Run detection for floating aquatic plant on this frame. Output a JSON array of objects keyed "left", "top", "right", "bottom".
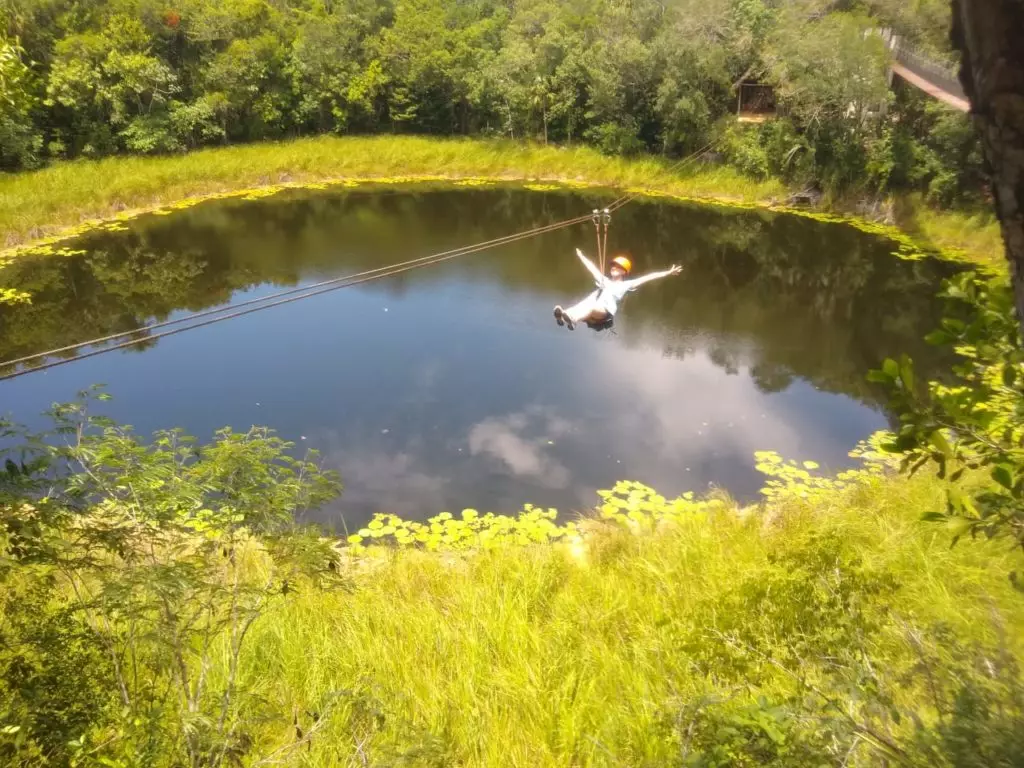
[{"left": 341, "top": 436, "right": 898, "bottom": 555}]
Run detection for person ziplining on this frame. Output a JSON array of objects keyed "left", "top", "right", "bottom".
[{"left": 553, "top": 248, "right": 682, "bottom": 331}]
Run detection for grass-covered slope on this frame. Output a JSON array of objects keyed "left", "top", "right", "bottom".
[{"left": 242, "top": 469, "right": 1023, "bottom": 766}]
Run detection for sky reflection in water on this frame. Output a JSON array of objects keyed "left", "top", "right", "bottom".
[{"left": 0, "top": 187, "right": 957, "bottom": 525}]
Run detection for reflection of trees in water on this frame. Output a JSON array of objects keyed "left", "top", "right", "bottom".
[
  {"left": 0, "top": 188, "right": 594, "bottom": 366},
  {"left": 0, "top": 188, "right": 957, "bottom": 412},
  {"left": 613, "top": 201, "right": 960, "bottom": 410}
]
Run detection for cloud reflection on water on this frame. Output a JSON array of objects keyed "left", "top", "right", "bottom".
[
  {"left": 467, "top": 407, "right": 574, "bottom": 489},
  {"left": 307, "top": 322, "right": 886, "bottom": 527},
  {"left": 571, "top": 325, "right": 886, "bottom": 498}
]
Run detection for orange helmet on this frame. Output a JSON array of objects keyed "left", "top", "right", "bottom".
[{"left": 611, "top": 255, "right": 633, "bottom": 274}]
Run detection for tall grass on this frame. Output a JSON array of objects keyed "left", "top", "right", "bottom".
[
  {"left": 886, "top": 192, "right": 1004, "bottom": 269},
  {"left": 0, "top": 136, "right": 779, "bottom": 249},
  {"left": 237, "top": 472, "right": 1024, "bottom": 766},
  {"left": 1, "top": 135, "right": 1005, "bottom": 268}
]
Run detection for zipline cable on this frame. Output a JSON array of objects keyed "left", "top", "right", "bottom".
[
  {"left": 2, "top": 214, "right": 590, "bottom": 370},
  {"left": 0, "top": 138, "right": 720, "bottom": 381},
  {"left": 605, "top": 141, "right": 717, "bottom": 214},
  {"left": 602, "top": 213, "right": 608, "bottom": 272},
  {"left": 592, "top": 207, "right": 611, "bottom": 274},
  {"left": 0, "top": 213, "right": 594, "bottom": 382}
]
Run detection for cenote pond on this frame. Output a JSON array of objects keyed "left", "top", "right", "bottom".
[{"left": 0, "top": 185, "right": 959, "bottom": 526}]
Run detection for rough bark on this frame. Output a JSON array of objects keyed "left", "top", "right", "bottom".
[{"left": 951, "top": 0, "right": 1024, "bottom": 326}]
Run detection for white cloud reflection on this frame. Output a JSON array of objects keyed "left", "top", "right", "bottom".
[
  {"left": 332, "top": 450, "right": 449, "bottom": 513},
  {"left": 467, "top": 407, "right": 574, "bottom": 489},
  {"left": 569, "top": 326, "right": 885, "bottom": 497},
  {"left": 298, "top": 314, "right": 885, "bottom": 525}
]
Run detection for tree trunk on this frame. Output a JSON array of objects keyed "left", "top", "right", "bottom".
[{"left": 951, "top": 0, "right": 1024, "bottom": 327}]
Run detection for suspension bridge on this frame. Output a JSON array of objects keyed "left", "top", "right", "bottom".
[{"left": 884, "top": 31, "right": 969, "bottom": 112}]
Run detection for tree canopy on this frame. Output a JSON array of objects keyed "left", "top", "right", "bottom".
[{"left": 0, "top": 0, "right": 983, "bottom": 202}]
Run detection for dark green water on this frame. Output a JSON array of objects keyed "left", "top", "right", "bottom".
[{"left": 0, "top": 186, "right": 957, "bottom": 525}]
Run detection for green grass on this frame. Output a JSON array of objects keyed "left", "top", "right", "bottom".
[
  {"left": 236, "top": 472, "right": 1024, "bottom": 766},
  {"left": 4, "top": 422, "right": 1021, "bottom": 764},
  {"left": 890, "top": 193, "right": 1004, "bottom": 269},
  {"left": 0, "top": 135, "right": 1004, "bottom": 268},
  {"left": 0, "top": 136, "right": 780, "bottom": 250}
]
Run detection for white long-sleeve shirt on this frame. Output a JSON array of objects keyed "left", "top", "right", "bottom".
[{"left": 574, "top": 249, "right": 674, "bottom": 317}]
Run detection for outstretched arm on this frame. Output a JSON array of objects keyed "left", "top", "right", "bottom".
[
  {"left": 624, "top": 264, "right": 683, "bottom": 289},
  {"left": 576, "top": 248, "right": 605, "bottom": 284}
]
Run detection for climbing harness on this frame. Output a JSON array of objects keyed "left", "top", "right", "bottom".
[
  {"left": 0, "top": 140, "right": 720, "bottom": 382},
  {"left": 587, "top": 139, "right": 716, "bottom": 270},
  {"left": 592, "top": 207, "right": 611, "bottom": 273}
]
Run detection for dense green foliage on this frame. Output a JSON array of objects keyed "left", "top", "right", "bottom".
[
  {"left": 0, "top": 398, "right": 1022, "bottom": 765},
  {"left": 0, "top": 393, "right": 341, "bottom": 765},
  {"left": 3, "top": 2, "right": 1020, "bottom": 764},
  {"left": 0, "top": 0, "right": 983, "bottom": 202},
  {"left": 874, "top": 272, "right": 1024, "bottom": 587},
  {"left": 0, "top": 35, "right": 41, "bottom": 169}
]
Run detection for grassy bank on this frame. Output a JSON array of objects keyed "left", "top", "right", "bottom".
[
  {"left": 0, "top": 135, "right": 1003, "bottom": 266},
  {"left": 889, "top": 193, "right": 1004, "bottom": 267},
  {"left": 0, "top": 136, "right": 778, "bottom": 249},
  {"left": 240, "top": 468, "right": 1024, "bottom": 766},
  {"left": 4, "top": 410, "right": 1023, "bottom": 765}
]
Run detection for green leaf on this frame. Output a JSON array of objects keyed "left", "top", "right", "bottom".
[
  {"left": 947, "top": 487, "right": 965, "bottom": 513},
  {"left": 924, "top": 330, "right": 952, "bottom": 346},
  {"left": 899, "top": 355, "right": 915, "bottom": 391},
  {"left": 1002, "top": 365, "right": 1018, "bottom": 388},
  {"left": 881, "top": 358, "right": 899, "bottom": 379},
  {"left": 991, "top": 464, "right": 1014, "bottom": 490},
  {"left": 928, "top": 431, "right": 952, "bottom": 458},
  {"left": 760, "top": 721, "right": 786, "bottom": 745},
  {"left": 947, "top": 517, "right": 974, "bottom": 538},
  {"left": 866, "top": 369, "right": 891, "bottom": 383},
  {"left": 895, "top": 432, "right": 919, "bottom": 451}
]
